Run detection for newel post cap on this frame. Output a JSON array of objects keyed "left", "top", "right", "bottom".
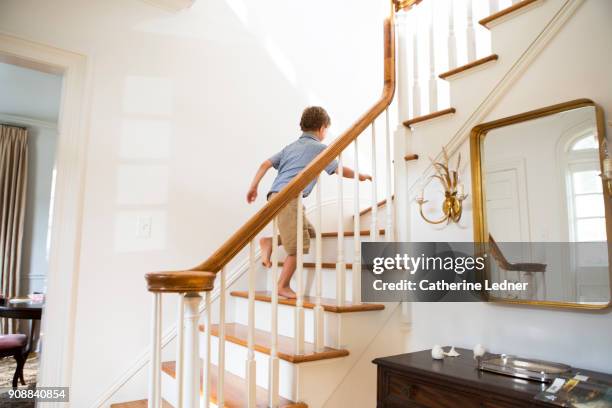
[{"left": 145, "top": 271, "right": 216, "bottom": 293}]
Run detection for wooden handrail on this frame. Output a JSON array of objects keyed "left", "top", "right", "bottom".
[
  {"left": 394, "top": 0, "right": 422, "bottom": 12},
  {"left": 146, "top": 18, "right": 395, "bottom": 289},
  {"left": 147, "top": 20, "right": 394, "bottom": 290},
  {"left": 194, "top": 18, "right": 395, "bottom": 274}
]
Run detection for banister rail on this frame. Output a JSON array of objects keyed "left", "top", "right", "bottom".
[
  {"left": 145, "top": 15, "right": 396, "bottom": 408},
  {"left": 394, "top": 0, "right": 422, "bottom": 12},
  {"left": 146, "top": 17, "right": 395, "bottom": 285},
  {"left": 194, "top": 19, "right": 395, "bottom": 274}
]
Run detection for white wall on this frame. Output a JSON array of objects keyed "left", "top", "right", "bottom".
[
  {"left": 407, "top": 0, "right": 612, "bottom": 373},
  {"left": 0, "top": 0, "right": 388, "bottom": 405}
]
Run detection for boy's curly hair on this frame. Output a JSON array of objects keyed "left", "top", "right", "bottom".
[{"left": 300, "top": 106, "right": 331, "bottom": 132}]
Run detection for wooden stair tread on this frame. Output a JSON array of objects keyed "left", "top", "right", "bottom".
[
  {"left": 111, "top": 399, "right": 172, "bottom": 408},
  {"left": 230, "top": 290, "right": 385, "bottom": 313},
  {"left": 277, "top": 261, "right": 352, "bottom": 270},
  {"left": 321, "top": 228, "right": 385, "bottom": 238},
  {"left": 201, "top": 322, "right": 349, "bottom": 363},
  {"left": 438, "top": 54, "right": 499, "bottom": 79},
  {"left": 358, "top": 195, "right": 395, "bottom": 216},
  {"left": 479, "top": 0, "right": 540, "bottom": 27},
  {"left": 403, "top": 108, "right": 456, "bottom": 127},
  {"left": 404, "top": 154, "right": 419, "bottom": 161},
  {"left": 161, "top": 361, "right": 306, "bottom": 408}
]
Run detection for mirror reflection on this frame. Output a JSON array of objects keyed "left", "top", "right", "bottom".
[{"left": 481, "top": 105, "right": 610, "bottom": 305}]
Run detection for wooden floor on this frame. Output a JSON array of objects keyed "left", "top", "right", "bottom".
[
  {"left": 231, "top": 290, "right": 385, "bottom": 313},
  {"left": 201, "top": 322, "right": 349, "bottom": 363},
  {"left": 161, "top": 361, "right": 307, "bottom": 408}
]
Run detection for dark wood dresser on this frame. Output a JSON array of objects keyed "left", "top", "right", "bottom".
[{"left": 373, "top": 348, "right": 611, "bottom": 408}]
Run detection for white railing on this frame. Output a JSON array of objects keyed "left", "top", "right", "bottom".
[
  {"left": 145, "top": 15, "right": 397, "bottom": 408},
  {"left": 145, "top": 107, "right": 396, "bottom": 407},
  {"left": 397, "top": 0, "right": 499, "bottom": 120}
]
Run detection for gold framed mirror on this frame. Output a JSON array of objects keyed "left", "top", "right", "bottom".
[{"left": 470, "top": 99, "right": 611, "bottom": 309}]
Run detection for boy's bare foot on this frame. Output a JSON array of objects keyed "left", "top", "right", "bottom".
[
  {"left": 260, "top": 237, "right": 272, "bottom": 268},
  {"left": 278, "top": 286, "right": 297, "bottom": 299}
]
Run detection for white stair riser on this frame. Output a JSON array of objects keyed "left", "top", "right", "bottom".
[
  {"left": 232, "top": 297, "right": 342, "bottom": 348},
  {"left": 489, "top": 0, "right": 549, "bottom": 50},
  {"left": 262, "top": 267, "right": 354, "bottom": 300},
  {"left": 160, "top": 369, "right": 179, "bottom": 407},
  {"left": 198, "top": 332, "right": 298, "bottom": 401},
  {"left": 272, "top": 234, "right": 382, "bottom": 264}
]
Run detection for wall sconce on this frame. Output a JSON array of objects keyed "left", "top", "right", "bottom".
[
  {"left": 602, "top": 157, "right": 612, "bottom": 197},
  {"left": 416, "top": 148, "right": 467, "bottom": 224}
]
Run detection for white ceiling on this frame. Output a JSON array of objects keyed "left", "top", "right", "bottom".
[{"left": 0, "top": 62, "right": 63, "bottom": 123}]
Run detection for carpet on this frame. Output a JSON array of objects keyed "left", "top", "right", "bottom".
[{"left": 0, "top": 354, "right": 37, "bottom": 388}]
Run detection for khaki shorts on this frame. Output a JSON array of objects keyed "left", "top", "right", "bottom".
[{"left": 268, "top": 192, "right": 315, "bottom": 255}]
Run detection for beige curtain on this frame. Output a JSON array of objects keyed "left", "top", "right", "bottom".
[{"left": 0, "top": 125, "right": 29, "bottom": 307}]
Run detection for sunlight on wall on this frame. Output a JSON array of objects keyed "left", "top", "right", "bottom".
[
  {"left": 116, "top": 164, "right": 169, "bottom": 205},
  {"left": 224, "top": 0, "right": 248, "bottom": 26},
  {"left": 122, "top": 76, "right": 174, "bottom": 115},
  {"left": 120, "top": 119, "right": 171, "bottom": 159},
  {"left": 115, "top": 75, "right": 172, "bottom": 252}
]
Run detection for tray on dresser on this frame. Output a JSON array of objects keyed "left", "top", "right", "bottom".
[{"left": 478, "top": 354, "right": 572, "bottom": 383}]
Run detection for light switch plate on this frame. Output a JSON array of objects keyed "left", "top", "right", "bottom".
[{"left": 136, "top": 215, "right": 153, "bottom": 238}]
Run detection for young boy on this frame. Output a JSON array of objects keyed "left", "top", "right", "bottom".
[{"left": 246, "top": 106, "right": 371, "bottom": 299}]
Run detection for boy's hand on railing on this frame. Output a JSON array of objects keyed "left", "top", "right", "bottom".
[
  {"left": 246, "top": 187, "right": 258, "bottom": 203},
  {"left": 359, "top": 173, "right": 373, "bottom": 181}
]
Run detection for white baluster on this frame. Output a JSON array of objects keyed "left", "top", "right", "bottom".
[
  {"left": 295, "top": 194, "right": 305, "bottom": 355},
  {"left": 217, "top": 268, "right": 226, "bottom": 407},
  {"left": 246, "top": 242, "right": 257, "bottom": 407},
  {"left": 384, "top": 108, "right": 393, "bottom": 242},
  {"left": 411, "top": 9, "right": 421, "bottom": 117},
  {"left": 396, "top": 12, "right": 411, "bottom": 122},
  {"left": 466, "top": 0, "right": 476, "bottom": 62},
  {"left": 314, "top": 177, "right": 325, "bottom": 352},
  {"left": 148, "top": 293, "right": 162, "bottom": 408},
  {"left": 353, "top": 141, "right": 361, "bottom": 305},
  {"left": 448, "top": 0, "right": 457, "bottom": 69},
  {"left": 269, "top": 218, "right": 280, "bottom": 407},
  {"left": 489, "top": 0, "right": 500, "bottom": 14},
  {"left": 370, "top": 123, "right": 378, "bottom": 242},
  {"left": 201, "top": 292, "right": 211, "bottom": 408},
  {"left": 184, "top": 293, "right": 201, "bottom": 408},
  {"left": 428, "top": 1, "right": 438, "bottom": 112},
  {"left": 336, "top": 153, "right": 346, "bottom": 306},
  {"left": 176, "top": 294, "right": 185, "bottom": 408}
]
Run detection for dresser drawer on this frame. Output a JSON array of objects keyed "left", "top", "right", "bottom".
[{"left": 384, "top": 371, "right": 482, "bottom": 408}]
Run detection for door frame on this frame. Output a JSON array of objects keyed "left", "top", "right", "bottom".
[{"left": 0, "top": 31, "right": 90, "bottom": 399}]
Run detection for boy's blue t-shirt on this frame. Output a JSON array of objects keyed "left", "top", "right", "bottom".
[{"left": 268, "top": 132, "right": 338, "bottom": 197}]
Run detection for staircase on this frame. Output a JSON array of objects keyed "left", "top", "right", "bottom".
[{"left": 111, "top": 0, "right": 565, "bottom": 406}]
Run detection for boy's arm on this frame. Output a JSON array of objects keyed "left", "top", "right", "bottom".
[
  {"left": 247, "top": 160, "right": 273, "bottom": 203},
  {"left": 335, "top": 166, "right": 372, "bottom": 181}
]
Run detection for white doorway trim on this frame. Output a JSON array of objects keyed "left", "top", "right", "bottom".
[{"left": 0, "top": 32, "right": 90, "bottom": 402}]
